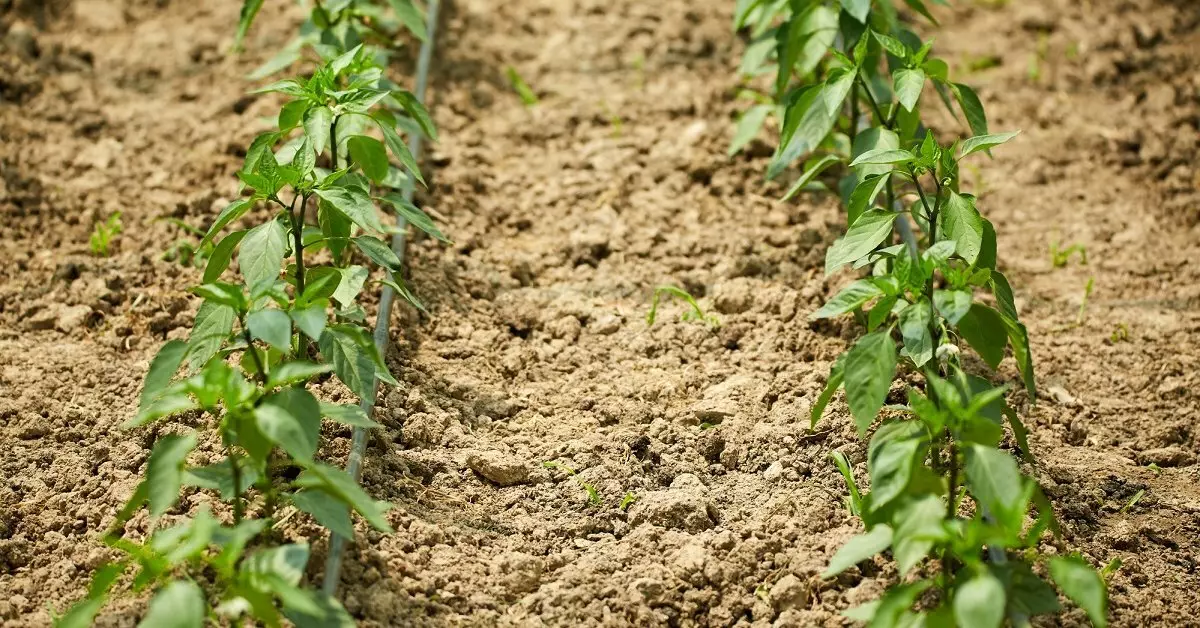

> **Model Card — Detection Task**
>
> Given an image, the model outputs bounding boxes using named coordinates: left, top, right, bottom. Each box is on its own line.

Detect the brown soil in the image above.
left=2, top=0, right=1199, bottom=626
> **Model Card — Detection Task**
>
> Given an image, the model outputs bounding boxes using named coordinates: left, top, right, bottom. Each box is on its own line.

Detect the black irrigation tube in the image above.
left=322, top=0, right=441, bottom=596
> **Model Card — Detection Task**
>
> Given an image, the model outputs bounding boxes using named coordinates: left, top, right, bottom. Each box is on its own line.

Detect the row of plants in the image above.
left=58, top=1, right=441, bottom=625
left=732, top=1, right=1107, bottom=626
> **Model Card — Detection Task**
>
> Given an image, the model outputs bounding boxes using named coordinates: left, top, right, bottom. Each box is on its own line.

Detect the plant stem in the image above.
left=226, top=439, right=244, bottom=524
left=290, top=193, right=307, bottom=296
left=330, top=115, right=340, bottom=170
left=241, top=325, right=268, bottom=383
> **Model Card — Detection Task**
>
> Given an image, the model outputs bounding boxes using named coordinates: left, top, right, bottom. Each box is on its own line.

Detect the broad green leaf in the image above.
left=956, top=304, right=1007, bottom=369
left=247, top=309, right=292, bottom=353
left=249, top=46, right=301, bottom=80
left=183, top=460, right=258, bottom=501
left=867, top=421, right=925, bottom=509
left=147, top=433, right=198, bottom=518
left=265, top=361, right=331, bottom=389
left=234, top=0, right=264, bottom=49
left=964, top=445, right=1024, bottom=531
left=846, top=173, right=890, bottom=225
left=823, top=69, right=856, bottom=115
left=353, top=235, right=402, bottom=272
left=304, top=106, right=333, bottom=156
left=933, top=289, right=971, bottom=325
left=289, top=303, right=327, bottom=340
left=203, top=230, right=248, bottom=283
left=1009, top=563, right=1063, bottom=616
left=852, top=127, right=900, bottom=179
left=769, top=82, right=839, bottom=179
left=850, top=148, right=916, bottom=167
left=140, top=340, right=188, bottom=411
left=284, top=591, right=356, bottom=628
left=960, top=131, right=1019, bottom=158
left=940, top=191, right=984, bottom=265
left=291, top=488, right=354, bottom=539
left=188, top=301, right=235, bottom=371
left=346, top=135, right=389, bottom=183
left=893, top=68, right=925, bottom=112
left=811, top=356, right=846, bottom=428
left=812, top=280, right=883, bottom=319
left=329, top=44, right=363, bottom=76
left=904, top=0, right=939, bottom=24
left=898, top=297, right=933, bottom=366
left=138, top=580, right=204, bottom=628
left=844, top=331, right=897, bottom=434
left=840, top=0, right=870, bottom=22
left=873, top=31, right=909, bottom=58
left=375, top=117, right=425, bottom=185
left=729, top=104, right=771, bottom=157
left=278, top=100, right=309, bottom=132
left=952, top=83, right=989, bottom=136
left=295, top=463, right=393, bottom=532
left=125, top=393, right=198, bottom=429
left=892, top=495, right=946, bottom=575
left=1001, top=313, right=1036, bottom=398
left=990, top=271, right=1019, bottom=321
left=320, top=402, right=380, bottom=428
left=199, top=199, right=252, bottom=249
left=293, top=138, right=316, bottom=176
left=192, top=282, right=247, bottom=311
left=387, top=0, right=428, bottom=40
left=953, top=572, right=1006, bottom=628
left=825, top=209, right=898, bottom=275
left=315, top=187, right=385, bottom=234
left=380, top=192, right=450, bottom=243
left=1049, top=557, right=1108, bottom=628
left=239, top=220, right=288, bottom=290
left=244, top=543, right=309, bottom=585
left=782, top=154, right=841, bottom=201
left=255, top=388, right=321, bottom=462
left=871, top=580, right=935, bottom=627
left=250, top=78, right=306, bottom=97
left=332, top=265, right=368, bottom=307
left=822, top=524, right=893, bottom=577
left=318, top=325, right=377, bottom=400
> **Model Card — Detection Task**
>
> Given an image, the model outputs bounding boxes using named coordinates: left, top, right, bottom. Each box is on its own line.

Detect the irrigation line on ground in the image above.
left=322, top=0, right=441, bottom=596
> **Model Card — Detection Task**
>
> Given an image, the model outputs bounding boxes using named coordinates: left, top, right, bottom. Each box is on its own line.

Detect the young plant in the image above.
left=733, top=1, right=1108, bottom=625
left=59, top=45, right=443, bottom=626
left=646, top=285, right=719, bottom=328
left=89, top=212, right=122, bottom=257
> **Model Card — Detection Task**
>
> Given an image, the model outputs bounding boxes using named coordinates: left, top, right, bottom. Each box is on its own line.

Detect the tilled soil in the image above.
left=2, top=0, right=1199, bottom=626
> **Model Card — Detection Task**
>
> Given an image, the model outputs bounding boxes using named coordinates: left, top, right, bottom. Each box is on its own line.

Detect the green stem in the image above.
left=290, top=193, right=307, bottom=297
left=329, top=115, right=340, bottom=170
left=226, top=439, right=244, bottom=524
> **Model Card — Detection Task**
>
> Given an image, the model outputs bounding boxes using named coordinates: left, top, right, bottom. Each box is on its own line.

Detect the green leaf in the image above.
left=387, top=0, right=427, bottom=40
left=285, top=592, right=356, bottom=628
left=898, top=297, right=933, bottom=366
left=329, top=44, right=363, bottom=76
left=239, top=220, right=288, bottom=290
left=289, top=303, right=328, bottom=340
left=894, top=68, right=925, bottom=112
left=867, top=420, right=925, bottom=509
left=393, top=90, right=436, bottom=140
left=315, top=187, right=385, bottom=234
left=822, top=524, right=893, bottom=577
left=940, top=191, right=984, bottom=265
left=850, top=148, right=916, bottom=167
left=825, top=209, right=898, bottom=275
left=954, top=572, right=1006, bottom=628
left=846, top=172, right=891, bottom=225
left=278, top=100, right=309, bottom=132
left=295, top=463, right=393, bottom=532
left=183, top=460, right=258, bottom=501
left=266, top=361, right=332, bottom=389
left=320, top=402, right=380, bottom=428
left=346, top=135, right=389, bottom=183
left=933, top=290, right=972, bottom=325
left=960, top=131, right=1019, bottom=158
left=1049, top=557, right=1108, bottom=628
left=126, top=393, right=198, bottom=429
left=769, top=83, right=838, bottom=179
left=781, top=154, right=841, bottom=201
left=839, top=0, right=870, bottom=22
left=956, top=304, right=1007, bottom=369
left=140, top=340, right=188, bottom=411
left=379, top=192, right=449, bottom=243
left=844, top=331, right=897, bottom=434
left=811, top=356, right=846, bottom=429
left=812, top=280, right=883, bottom=319
left=904, top=0, right=940, bottom=24
left=249, top=46, right=301, bottom=80
left=952, top=83, right=989, bottom=136
left=234, top=0, right=264, bottom=49
left=332, top=266, right=369, bottom=307
left=304, top=106, right=333, bottom=156
left=147, top=433, right=197, bottom=518
left=353, top=235, right=402, bottom=272
left=374, top=117, right=425, bottom=185
left=188, top=301, right=235, bottom=371
left=244, top=543, right=309, bottom=585
left=318, top=325, right=377, bottom=400
left=255, top=388, right=321, bottom=462
left=199, top=199, right=252, bottom=249
left=291, top=489, right=354, bottom=539
left=138, top=580, right=205, bottom=628
left=892, top=495, right=946, bottom=575
left=729, top=104, right=772, bottom=157
left=1001, top=312, right=1036, bottom=398
left=964, top=445, right=1025, bottom=531
left=203, top=230, right=248, bottom=283
left=873, top=31, right=910, bottom=58
left=990, top=271, right=1020, bottom=321
left=248, top=309, right=292, bottom=353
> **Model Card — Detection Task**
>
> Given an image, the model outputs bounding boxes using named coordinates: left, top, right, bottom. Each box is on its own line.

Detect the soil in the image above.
left=2, top=0, right=1199, bottom=626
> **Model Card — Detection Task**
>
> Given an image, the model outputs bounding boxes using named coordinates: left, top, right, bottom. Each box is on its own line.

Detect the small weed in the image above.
left=89, top=212, right=122, bottom=257
left=1147, top=462, right=1162, bottom=475
left=544, top=461, right=602, bottom=506
left=1077, top=277, right=1095, bottom=326
left=1028, top=32, right=1049, bottom=83
left=1050, top=240, right=1088, bottom=267
left=1100, top=557, right=1123, bottom=581
left=963, top=53, right=1002, bottom=73
left=619, top=492, right=638, bottom=511
left=506, top=66, right=539, bottom=107
left=1110, top=322, right=1130, bottom=343
left=646, top=285, right=719, bottom=328
left=1119, top=489, right=1144, bottom=514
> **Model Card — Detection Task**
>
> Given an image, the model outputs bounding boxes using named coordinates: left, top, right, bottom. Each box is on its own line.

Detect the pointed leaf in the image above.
left=248, top=309, right=292, bottom=353
left=138, top=580, right=204, bottom=628
left=141, top=340, right=188, bottom=411
left=825, top=209, right=898, bottom=275
left=823, top=524, right=893, bottom=577
left=811, top=356, right=846, bottom=428
left=255, top=388, right=321, bottom=462
left=953, top=572, right=1006, bottom=628
left=315, top=187, right=385, bottom=233
left=844, top=331, right=897, bottom=434
left=346, top=135, right=389, bottom=183
left=940, top=191, right=984, bottom=265
left=147, top=433, right=198, bottom=518
left=353, top=235, right=402, bottom=272
left=379, top=192, right=449, bottom=243
left=239, top=220, right=288, bottom=289
left=960, top=131, right=1019, bottom=158
left=894, top=68, right=925, bottom=112
left=1049, top=557, right=1108, bottom=628
left=812, top=280, right=884, bottom=319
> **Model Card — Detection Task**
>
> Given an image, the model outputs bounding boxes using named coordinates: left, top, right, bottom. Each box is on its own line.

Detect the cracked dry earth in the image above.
left=2, top=0, right=1200, bottom=626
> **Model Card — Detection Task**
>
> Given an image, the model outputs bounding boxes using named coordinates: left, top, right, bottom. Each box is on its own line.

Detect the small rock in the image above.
left=763, top=461, right=785, bottom=482
left=629, top=488, right=717, bottom=533
left=1047, top=385, right=1079, bottom=407
left=1016, top=4, right=1055, bottom=31
left=630, top=577, right=664, bottom=602
left=490, top=551, right=543, bottom=595
left=689, top=398, right=736, bottom=423
left=1137, top=447, right=1196, bottom=468
left=56, top=304, right=93, bottom=333
left=672, top=542, right=708, bottom=584
left=467, top=450, right=530, bottom=486
left=770, top=574, right=809, bottom=611
left=3, top=21, right=38, bottom=59
left=591, top=313, right=622, bottom=335
left=712, top=279, right=754, bottom=314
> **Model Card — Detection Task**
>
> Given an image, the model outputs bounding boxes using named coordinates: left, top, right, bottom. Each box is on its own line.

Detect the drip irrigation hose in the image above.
left=321, top=0, right=441, bottom=596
